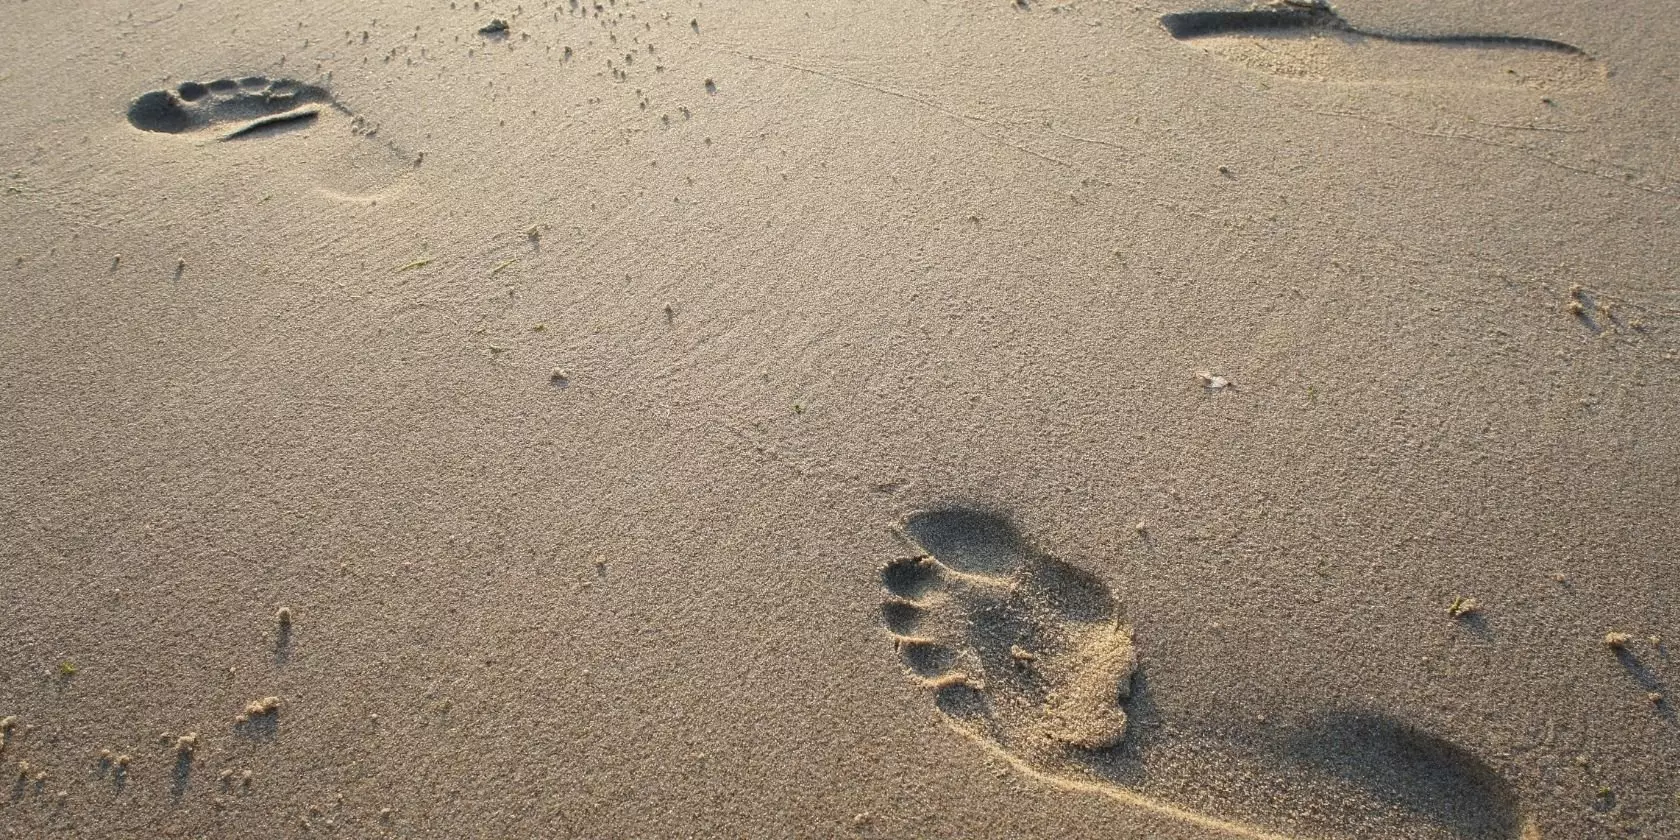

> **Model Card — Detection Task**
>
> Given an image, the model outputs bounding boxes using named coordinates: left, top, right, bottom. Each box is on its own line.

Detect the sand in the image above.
left=0, top=0, right=1676, bottom=836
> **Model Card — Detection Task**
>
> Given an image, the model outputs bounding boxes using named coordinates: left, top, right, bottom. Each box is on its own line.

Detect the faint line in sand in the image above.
left=1301, top=106, right=1676, bottom=199
left=705, top=45, right=1075, bottom=170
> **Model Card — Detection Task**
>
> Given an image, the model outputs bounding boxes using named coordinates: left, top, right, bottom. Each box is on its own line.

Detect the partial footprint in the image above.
left=125, top=76, right=409, bottom=198
left=128, top=77, right=339, bottom=140
left=883, top=510, right=1138, bottom=756
left=1156, top=2, right=1676, bottom=194
left=1159, top=0, right=1600, bottom=90
left=881, top=507, right=1529, bottom=840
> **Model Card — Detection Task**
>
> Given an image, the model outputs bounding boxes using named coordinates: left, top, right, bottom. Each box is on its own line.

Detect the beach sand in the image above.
left=0, top=0, right=1676, bottom=836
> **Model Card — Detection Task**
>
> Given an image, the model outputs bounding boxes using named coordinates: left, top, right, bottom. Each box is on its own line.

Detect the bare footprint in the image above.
left=1155, top=2, right=1677, bottom=194
left=1159, top=0, right=1600, bottom=91
left=881, top=507, right=1531, bottom=840
left=125, top=75, right=410, bottom=198
left=128, top=76, right=340, bottom=140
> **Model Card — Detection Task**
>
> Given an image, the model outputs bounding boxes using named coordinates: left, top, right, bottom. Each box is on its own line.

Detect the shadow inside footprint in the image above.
left=901, top=508, right=1028, bottom=575
left=127, top=76, right=336, bottom=140
left=1160, top=1, right=1586, bottom=55
left=1158, top=0, right=1597, bottom=95
left=880, top=505, right=1527, bottom=840
left=223, top=109, right=320, bottom=140
left=1279, top=712, right=1522, bottom=839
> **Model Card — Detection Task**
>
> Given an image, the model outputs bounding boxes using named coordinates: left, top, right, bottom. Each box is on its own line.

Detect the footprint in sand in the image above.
left=125, top=75, right=409, bottom=197
left=128, top=76, right=340, bottom=139
left=1158, top=0, right=1600, bottom=91
left=1156, top=2, right=1673, bottom=194
left=881, top=507, right=1533, bottom=840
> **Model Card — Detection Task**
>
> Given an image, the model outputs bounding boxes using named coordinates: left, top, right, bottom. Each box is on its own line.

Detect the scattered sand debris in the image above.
left=1447, top=596, right=1481, bottom=619
left=1196, top=370, right=1233, bottom=391
left=238, top=696, right=282, bottom=723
